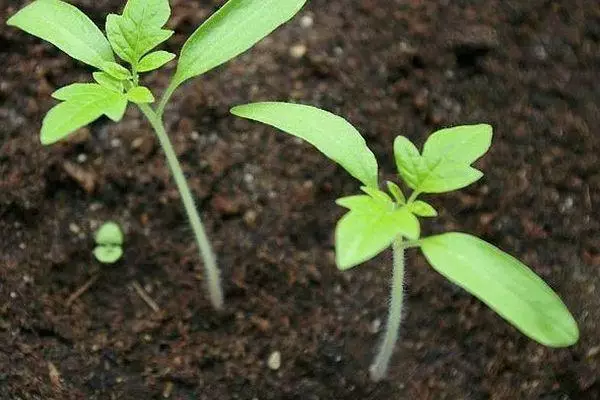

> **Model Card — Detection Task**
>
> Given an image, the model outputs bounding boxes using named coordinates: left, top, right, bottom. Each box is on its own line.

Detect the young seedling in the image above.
left=93, top=221, right=124, bottom=264
left=7, top=0, right=307, bottom=310
left=231, top=102, right=580, bottom=381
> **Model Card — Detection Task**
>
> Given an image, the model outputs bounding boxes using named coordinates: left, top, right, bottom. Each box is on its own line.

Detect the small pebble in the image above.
left=111, top=138, right=121, bottom=148
left=77, top=153, right=88, bottom=163
left=267, top=351, right=281, bottom=370
left=289, top=44, right=307, bottom=59
left=69, top=223, right=81, bottom=234
left=370, top=318, right=382, bottom=334
left=300, top=15, right=313, bottom=28
left=19, top=243, right=26, bottom=250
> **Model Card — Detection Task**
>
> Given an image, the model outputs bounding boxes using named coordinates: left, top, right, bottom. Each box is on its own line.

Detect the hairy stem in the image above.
left=369, top=236, right=405, bottom=381
left=138, top=104, right=224, bottom=310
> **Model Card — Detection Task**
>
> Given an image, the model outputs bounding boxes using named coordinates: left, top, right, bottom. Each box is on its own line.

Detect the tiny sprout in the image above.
left=232, top=102, right=579, bottom=381
left=8, top=0, right=308, bottom=309
left=93, top=221, right=124, bottom=264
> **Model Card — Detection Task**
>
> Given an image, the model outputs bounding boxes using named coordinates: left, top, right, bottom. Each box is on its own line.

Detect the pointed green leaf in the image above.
left=174, top=0, right=307, bottom=85
left=386, top=181, right=406, bottom=204
left=336, top=205, right=420, bottom=270
left=408, top=200, right=437, bottom=217
left=137, top=50, right=175, bottom=72
left=127, top=86, right=155, bottom=104
left=101, top=61, right=132, bottom=80
left=42, top=83, right=127, bottom=145
left=94, top=245, right=123, bottom=264
left=423, top=124, right=492, bottom=166
left=394, top=135, right=426, bottom=190
left=232, top=102, right=379, bottom=187
left=336, top=195, right=374, bottom=211
left=95, top=221, right=124, bottom=245
left=420, top=233, right=579, bottom=347
left=93, top=72, right=124, bottom=92
left=105, top=0, right=173, bottom=65
left=7, top=0, right=114, bottom=69
left=394, top=125, right=492, bottom=194
left=360, top=186, right=394, bottom=206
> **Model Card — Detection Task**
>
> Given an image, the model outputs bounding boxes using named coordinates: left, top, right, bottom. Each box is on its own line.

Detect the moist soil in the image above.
left=1, top=0, right=599, bottom=399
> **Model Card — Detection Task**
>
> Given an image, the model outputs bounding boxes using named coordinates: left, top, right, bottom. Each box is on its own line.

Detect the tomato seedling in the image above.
left=8, top=0, right=307, bottom=309
left=232, top=102, right=579, bottom=381
left=93, top=221, right=124, bottom=264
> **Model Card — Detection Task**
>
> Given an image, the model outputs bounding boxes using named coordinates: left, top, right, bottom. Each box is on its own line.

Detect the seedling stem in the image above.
left=139, top=104, right=223, bottom=310
left=369, top=236, right=405, bottom=381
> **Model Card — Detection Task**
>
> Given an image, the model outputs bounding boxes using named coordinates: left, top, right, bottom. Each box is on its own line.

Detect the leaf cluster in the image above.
left=232, top=102, right=579, bottom=348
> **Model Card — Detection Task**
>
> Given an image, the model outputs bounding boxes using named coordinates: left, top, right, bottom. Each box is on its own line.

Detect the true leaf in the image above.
left=94, top=245, right=123, bottom=264
left=394, top=125, right=492, bottom=194
left=42, top=83, right=127, bottom=145
left=137, top=50, right=175, bottom=72
left=336, top=195, right=375, bottom=211
left=174, top=0, right=307, bottom=85
left=232, top=102, right=379, bottom=188
left=93, top=72, right=124, bottom=92
left=420, top=232, right=579, bottom=347
left=360, top=186, right=394, bottom=206
left=127, top=86, right=155, bottom=104
left=101, top=61, right=132, bottom=80
left=386, top=181, right=406, bottom=204
left=335, top=200, right=420, bottom=270
left=95, top=221, right=124, bottom=245
left=7, top=0, right=114, bottom=69
left=105, top=0, right=173, bottom=66
left=408, top=200, right=437, bottom=217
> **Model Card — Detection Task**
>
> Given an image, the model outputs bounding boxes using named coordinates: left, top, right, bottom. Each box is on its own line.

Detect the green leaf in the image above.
left=101, top=61, right=132, bottom=80
left=174, top=0, right=307, bottom=85
left=360, top=186, right=393, bottom=206
left=386, top=181, right=406, bottom=204
left=42, top=83, right=127, bottom=145
left=408, top=200, right=437, bottom=217
left=93, top=245, right=123, bottom=264
left=93, top=72, right=124, bottom=92
left=127, top=86, right=155, bottom=104
left=7, top=0, right=114, bottom=69
left=394, top=125, right=492, bottom=194
left=105, top=0, right=173, bottom=66
left=137, top=50, right=175, bottom=72
left=232, top=102, right=379, bottom=188
left=95, top=221, right=124, bottom=245
left=335, top=199, right=420, bottom=270
left=336, top=195, right=374, bottom=211
left=420, top=233, right=579, bottom=347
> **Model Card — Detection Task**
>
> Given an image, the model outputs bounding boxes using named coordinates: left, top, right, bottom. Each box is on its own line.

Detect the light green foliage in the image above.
left=42, top=84, right=127, bottom=144
left=105, top=0, right=173, bottom=67
left=394, top=124, right=492, bottom=194
left=137, top=50, right=175, bottom=72
left=231, top=102, right=379, bottom=187
left=421, top=233, right=579, bottom=346
left=335, top=195, right=419, bottom=269
left=7, top=0, right=114, bottom=69
left=232, top=102, right=578, bottom=352
left=174, top=0, right=307, bottom=85
left=386, top=181, right=406, bottom=204
left=94, top=221, right=124, bottom=264
left=101, top=61, right=132, bottom=80
left=93, top=72, right=124, bottom=92
left=127, top=86, right=155, bottom=104
left=407, top=200, right=437, bottom=217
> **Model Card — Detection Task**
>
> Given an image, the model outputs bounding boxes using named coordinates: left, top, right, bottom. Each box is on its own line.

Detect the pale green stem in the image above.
left=407, top=190, right=420, bottom=203
left=138, top=104, right=224, bottom=310
left=369, top=236, right=405, bottom=382
left=157, top=80, right=179, bottom=117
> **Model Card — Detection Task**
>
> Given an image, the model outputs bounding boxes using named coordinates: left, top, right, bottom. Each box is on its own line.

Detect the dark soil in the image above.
left=1, top=0, right=599, bottom=399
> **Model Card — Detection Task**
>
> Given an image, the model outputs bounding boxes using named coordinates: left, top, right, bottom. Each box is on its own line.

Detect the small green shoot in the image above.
left=93, top=221, right=124, bottom=264
left=231, top=102, right=579, bottom=380
left=8, top=0, right=307, bottom=310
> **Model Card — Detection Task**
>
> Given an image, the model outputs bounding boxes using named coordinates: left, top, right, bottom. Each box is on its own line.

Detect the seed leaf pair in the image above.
left=232, top=101, right=579, bottom=348
left=93, top=221, right=124, bottom=264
